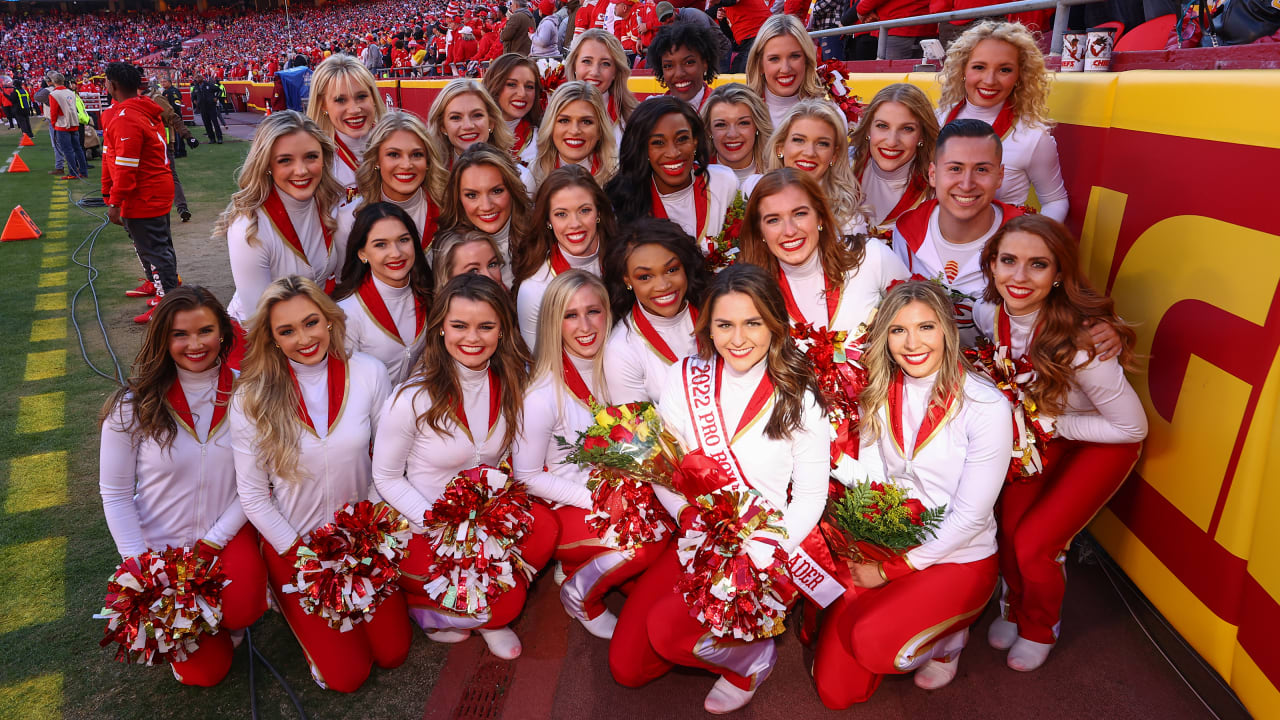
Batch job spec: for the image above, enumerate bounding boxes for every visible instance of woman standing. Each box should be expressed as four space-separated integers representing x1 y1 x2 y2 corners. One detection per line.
531 82 618 187
513 166 615 348
936 21 1068 221
566 29 638 133
744 15 828 130
98 287 267 686
332 203 435 385
424 79 526 205
701 83 773 185
436 144 534 287
372 274 557 660
345 110 439 251
482 53 545 167
605 97 739 260
849 84 938 240
755 100 865 236
231 276 410 693
610 264 829 714
602 218 712 404
975 215 1146 671
306 54 386 197
811 280 1011 707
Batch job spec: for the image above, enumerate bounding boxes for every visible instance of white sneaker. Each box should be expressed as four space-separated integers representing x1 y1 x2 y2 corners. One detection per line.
987 617 1019 650
553 562 567 586
913 656 960 690
478 626 522 659
426 628 471 644
703 676 756 714
1007 637 1054 672
578 610 618 639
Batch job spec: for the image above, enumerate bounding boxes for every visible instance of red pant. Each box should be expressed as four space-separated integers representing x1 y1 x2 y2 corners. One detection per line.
609 545 683 687
399 501 558 632
262 539 412 692
168 523 267 687
813 554 998 708
554 505 669 622
997 440 1142 644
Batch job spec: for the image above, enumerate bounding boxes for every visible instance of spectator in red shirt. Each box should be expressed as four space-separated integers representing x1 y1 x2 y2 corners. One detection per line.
706 0 770 72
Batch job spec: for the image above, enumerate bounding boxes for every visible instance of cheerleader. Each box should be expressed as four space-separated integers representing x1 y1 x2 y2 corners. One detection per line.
849 84 939 239
566 29 638 133
611 264 829 714
231 276 410 693
974 215 1147 671
811 280 1011 707
431 229 507 288
531 82 618 187
601 218 712 404
754 100 865 236
372 274 557 660
436 144 533 288
605 97 739 259
646 21 723 112
306 54 386 197
513 166 615 348
701 83 772 186
424 79 530 205
98 287 267 686
481 53 544 167
217 111 344 363
331 203 434 385
745 15 828 130
739 169 909 470
340 111 439 252
937 21 1068 221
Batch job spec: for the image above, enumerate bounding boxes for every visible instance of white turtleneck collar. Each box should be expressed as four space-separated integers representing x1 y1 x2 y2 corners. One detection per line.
370 270 412 296
289 355 329 381
870 156 914 187
504 116 522 131
781 247 823 280
383 187 428 217
564 350 599 394
456 360 490 386
765 88 802 128
902 368 939 393
175 363 221 388
336 130 366 156
957 101 1004 124
730 161 757 182
658 178 694 202
561 242 599 268
277 188 314 220
638 300 690 329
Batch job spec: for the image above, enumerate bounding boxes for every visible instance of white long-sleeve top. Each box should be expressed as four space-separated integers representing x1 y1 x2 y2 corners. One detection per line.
337 275 428 386
331 130 366 195
604 303 699 404
764 89 802 133
231 353 390 554
335 189 435 255
372 362 511 533
99 365 245 558
860 160 929 233
492 221 516 288
780 240 910 336
941 102 1068 222
226 193 344 322
657 358 829 552
973 303 1148 444
515 247 601 349
859 370 1012 569
655 164 739 247
511 353 598 510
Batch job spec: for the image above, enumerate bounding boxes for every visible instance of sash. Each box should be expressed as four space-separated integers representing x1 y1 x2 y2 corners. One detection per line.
630 303 696 365
262 187 334 269
165 363 234 442
605 94 619 124
651 173 709 249
861 166 929 230
355 275 426 346
944 100 1016 140
453 368 501 442
887 368 960 460
777 265 842 330
561 352 596 410
681 357 845 607
547 244 572 277
512 119 534 159
333 133 361 173
288 353 349 437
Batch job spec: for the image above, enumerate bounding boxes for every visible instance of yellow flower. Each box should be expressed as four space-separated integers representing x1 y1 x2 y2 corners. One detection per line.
620 405 635 420
635 421 652 442
596 409 617 428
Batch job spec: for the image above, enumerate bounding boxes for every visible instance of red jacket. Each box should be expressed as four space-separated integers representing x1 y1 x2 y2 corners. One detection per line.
721 0 771 43
102 96 175 219
449 37 479 64
476 31 504 61
858 0 935 36
617 2 659 53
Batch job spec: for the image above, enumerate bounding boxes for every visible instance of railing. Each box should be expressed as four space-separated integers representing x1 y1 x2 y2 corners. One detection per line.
809 0 1106 60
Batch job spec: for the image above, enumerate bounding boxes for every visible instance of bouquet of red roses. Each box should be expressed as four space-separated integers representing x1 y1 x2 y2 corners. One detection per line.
823 480 945 564
282 500 411 632
704 191 746 272
558 401 682 550
95 547 228 665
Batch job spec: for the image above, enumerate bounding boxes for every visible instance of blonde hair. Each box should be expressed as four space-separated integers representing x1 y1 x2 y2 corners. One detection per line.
849 82 939 182
236 276 350 484
355 110 433 206
425 80 515 204
213 111 342 247
306 54 386 138
533 81 617 186
764 100 863 232
530 270 612 406
938 21 1054 129
860 281 968 440
746 15 825 101
566 30 638 125
701 83 773 172
431 229 506 288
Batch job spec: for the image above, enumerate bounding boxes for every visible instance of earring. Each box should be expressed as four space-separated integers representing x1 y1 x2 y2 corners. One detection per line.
326 324 332 330
918 141 924 147
498 332 504 338
374 164 379 170
817 225 824 232
776 152 783 160
547 223 553 230
626 285 633 291
440 330 445 336
1053 280 1062 287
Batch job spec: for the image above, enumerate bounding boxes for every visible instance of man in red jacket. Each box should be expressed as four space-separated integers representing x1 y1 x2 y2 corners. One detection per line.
102 62 178 325
706 0 770 72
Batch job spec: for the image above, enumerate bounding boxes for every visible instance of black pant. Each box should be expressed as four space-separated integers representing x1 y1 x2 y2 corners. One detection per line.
200 107 222 143
122 214 179 294
14 108 33 137
730 35 755 73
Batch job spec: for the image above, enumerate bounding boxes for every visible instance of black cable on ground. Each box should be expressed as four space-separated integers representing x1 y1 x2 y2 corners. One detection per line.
245 625 309 720
63 176 126 384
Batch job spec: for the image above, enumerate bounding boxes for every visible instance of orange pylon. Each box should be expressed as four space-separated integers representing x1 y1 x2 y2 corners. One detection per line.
7 154 30 173
20 134 35 146
1 206 42 241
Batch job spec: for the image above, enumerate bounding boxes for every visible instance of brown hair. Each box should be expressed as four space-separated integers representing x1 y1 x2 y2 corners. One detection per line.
739 168 862 288
512 165 616 289
482 53 545 128
849 83 939 185
437 143 532 244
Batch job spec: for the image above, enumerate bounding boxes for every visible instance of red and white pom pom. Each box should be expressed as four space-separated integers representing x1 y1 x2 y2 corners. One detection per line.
586 470 676 552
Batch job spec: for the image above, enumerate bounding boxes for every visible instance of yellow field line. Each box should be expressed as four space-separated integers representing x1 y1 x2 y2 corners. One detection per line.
5 451 68 513
16 392 65 434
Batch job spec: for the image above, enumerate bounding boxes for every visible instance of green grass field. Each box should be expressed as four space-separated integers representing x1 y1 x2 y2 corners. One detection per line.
0 121 446 720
